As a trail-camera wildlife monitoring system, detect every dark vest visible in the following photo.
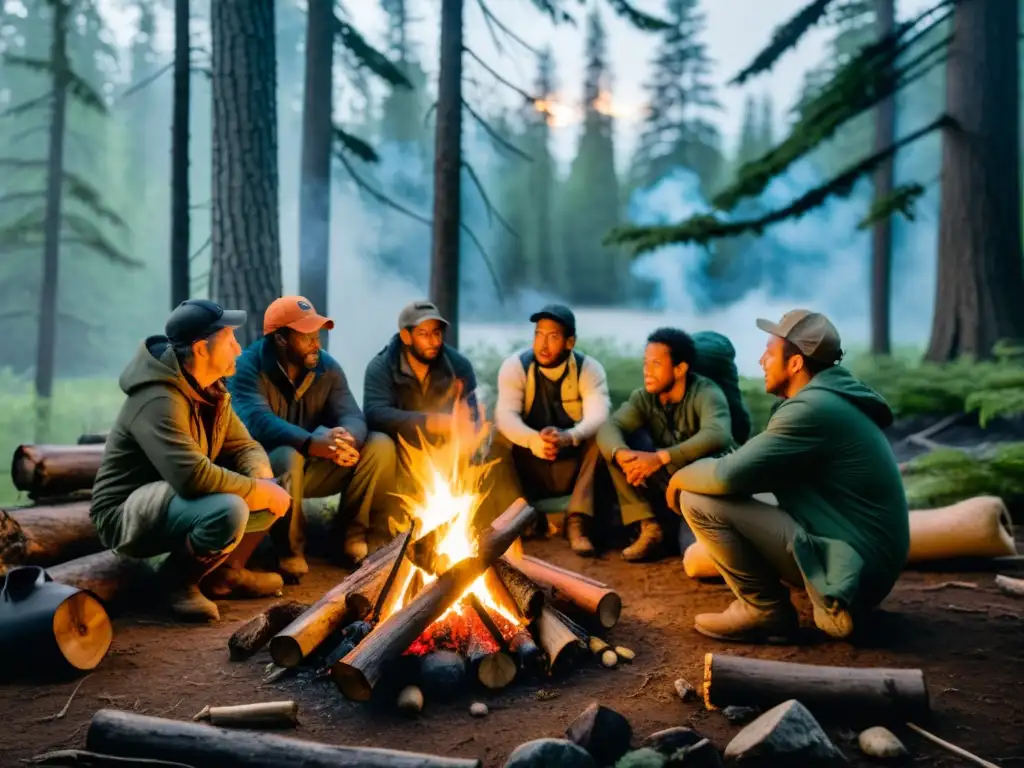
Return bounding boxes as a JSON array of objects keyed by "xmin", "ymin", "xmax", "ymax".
[{"xmin": 519, "ymin": 350, "xmax": 584, "ymax": 431}]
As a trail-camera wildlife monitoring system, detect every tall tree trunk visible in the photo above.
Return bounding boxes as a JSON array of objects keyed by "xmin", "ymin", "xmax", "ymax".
[
  {"xmin": 298, "ymin": 0, "xmax": 334, "ymax": 347},
  {"xmin": 429, "ymin": 0, "xmax": 464, "ymax": 348},
  {"xmin": 170, "ymin": 0, "xmax": 191, "ymax": 307},
  {"xmin": 925, "ymin": 0, "xmax": 1024, "ymax": 361},
  {"xmin": 869, "ymin": 0, "xmax": 895, "ymax": 356},
  {"xmin": 210, "ymin": 0, "xmax": 282, "ymax": 347},
  {"xmin": 35, "ymin": 0, "xmax": 70, "ymax": 440}
]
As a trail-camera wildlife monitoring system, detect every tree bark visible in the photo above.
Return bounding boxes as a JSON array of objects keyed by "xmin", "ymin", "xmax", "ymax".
[
  {"xmin": 869, "ymin": 0, "xmax": 895, "ymax": 356},
  {"xmin": 170, "ymin": 0, "xmax": 191, "ymax": 307},
  {"xmin": 298, "ymin": 0, "xmax": 334, "ymax": 348},
  {"xmin": 11, "ymin": 444, "xmax": 103, "ymax": 498},
  {"xmin": 47, "ymin": 550, "xmax": 156, "ymax": 606},
  {"xmin": 428, "ymin": 0, "xmax": 464, "ymax": 348},
  {"xmin": 0, "ymin": 502, "xmax": 99, "ymax": 569},
  {"xmin": 34, "ymin": 0, "xmax": 70, "ymax": 439},
  {"xmin": 926, "ymin": 0, "xmax": 1024, "ymax": 361},
  {"xmin": 210, "ymin": 0, "xmax": 283, "ymax": 347}
]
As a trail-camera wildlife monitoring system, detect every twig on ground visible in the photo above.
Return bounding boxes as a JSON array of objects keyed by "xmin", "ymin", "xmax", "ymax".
[
  {"xmin": 36, "ymin": 677, "xmax": 89, "ymax": 723},
  {"xmin": 910, "ymin": 581, "xmax": 979, "ymax": 591},
  {"xmin": 906, "ymin": 722, "xmax": 1000, "ymax": 768},
  {"xmin": 627, "ymin": 673, "xmax": 653, "ymax": 698}
]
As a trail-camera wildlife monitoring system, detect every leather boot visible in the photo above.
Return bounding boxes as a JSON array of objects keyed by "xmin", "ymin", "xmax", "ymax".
[
  {"xmin": 694, "ymin": 599, "xmax": 798, "ymax": 644},
  {"xmin": 811, "ymin": 597, "xmax": 855, "ymax": 639},
  {"xmin": 204, "ymin": 532, "xmax": 284, "ymax": 599},
  {"xmin": 343, "ymin": 523, "xmax": 369, "ymax": 566},
  {"xmin": 158, "ymin": 542, "xmax": 227, "ymax": 623},
  {"xmin": 622, "ymin": 519, "xmax": 664, "ymax": 562},
  {"xmin": 566, "ymin": 514, "xmax": 595, "ymax": 557}
]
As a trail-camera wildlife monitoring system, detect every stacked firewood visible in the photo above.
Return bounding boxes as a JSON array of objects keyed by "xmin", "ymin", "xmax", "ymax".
[{"xmin": 228, "ymin": 499, "xmax": 629, "ymax": 710}]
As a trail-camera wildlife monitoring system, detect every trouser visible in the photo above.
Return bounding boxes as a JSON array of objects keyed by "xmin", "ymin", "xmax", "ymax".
[
  {"xmin": 268, "ymin": 432, "xmax": 397, "ymax": 558},
  {"xmin": 604, "ymin": 429, "xmax": 679, "ymax": 525}
]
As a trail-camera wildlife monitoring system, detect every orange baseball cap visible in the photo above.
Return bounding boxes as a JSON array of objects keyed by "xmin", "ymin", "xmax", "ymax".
[{"xmin": 263, "ymin": 296, "xmax": 335, "ymax": 336}]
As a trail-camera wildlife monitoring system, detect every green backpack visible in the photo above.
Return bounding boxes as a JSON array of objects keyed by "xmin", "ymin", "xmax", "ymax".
[{"xmin": 691, "ymin": 331, "xmax": 751, "ymax": 445}]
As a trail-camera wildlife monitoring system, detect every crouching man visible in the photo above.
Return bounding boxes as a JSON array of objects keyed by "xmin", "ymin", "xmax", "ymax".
[
  {"xmin": 667, "ymin": 311, "xmax": 910, "ymax": 643},
  {"xmin": 490, "ymin": 305, "xmax": 610, "ymax": 556},
  {"xmin": 90, "ymin": 300, "xmax": 291, "ymax": 622},
  {"xmin": 597, "ymin": 328, "xmax": 734, "ymax": 562},
  {"xmin": 228, "ymin": 296, "xmax": 397, "ymax": 578}
]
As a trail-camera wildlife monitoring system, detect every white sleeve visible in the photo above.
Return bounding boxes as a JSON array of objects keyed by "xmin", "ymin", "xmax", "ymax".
[
  {"xmin": 494, "ymin": 355, "xmax": 545, "ymax": 453},
  {"xmin": 567, "ymin": 356, "xmax": 611, "ymax": 444}
]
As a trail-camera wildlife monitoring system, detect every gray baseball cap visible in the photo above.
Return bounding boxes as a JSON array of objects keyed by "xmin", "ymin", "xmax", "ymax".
[
  {"xmin": 756, "ymin": 309, "xmax": 843, "ymax": 365},
  {"xmin": 166, "ymin": 299, "xmax": 247, "ymax": 345},
  {"xmin": 398, "ymin": 300, "xmax": 449, "ymax": 331}
]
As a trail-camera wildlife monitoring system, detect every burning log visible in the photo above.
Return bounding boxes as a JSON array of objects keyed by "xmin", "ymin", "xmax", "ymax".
[
  {"xmin": 703, "ymin": 653, "xmax": 930, "ymax": 720},
  {"xmin": 86, "ymin": 709, "xmax": 483, "ymax": 767},
  {"xmin": 330, "ymin": 498, "xmax": 535, "ymax": 701},
  {"xmin": 480, "ymin": 568, "xmax": 545, "ymax": 675},
  {"xmin": 465, "ymin": 595, "xmax": 516, "ymax": 690},
  {"xmin": 493, "ymin": 559, "xmax": 543, "ymax": 619},
  {"xmin": 533, "ymin": 605, "xmax": 583, "ymax": 672},
  {"xmin": 47, "ymin": 550, "xmax": 156, "ymax": 605},
  {"xmin": 228, "ymin": 601, "xmax": 310, "ymax": 661},
  {"xmin": 12, "ymin": 445, "xmax": 104, "ymax": 499},
  {"xmin": 509, "ymin": 629, "xmax": 545, "ymax": 676},
  {"xmin": 509, "ymin": 554, "xmax": 621, "ymax": 629},
  {"xmin": 269, "ymin": 529, "xmax": 412, "ymax": 669},
  {"xmin": 0, "ymin": 502, "xmax": 101, "ymax": 571}
]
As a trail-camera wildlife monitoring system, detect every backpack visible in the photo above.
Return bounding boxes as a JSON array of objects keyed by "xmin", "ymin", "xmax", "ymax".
[{"xmin": 691, "ymin": 331, "xmax": 751, "ymax": 445}]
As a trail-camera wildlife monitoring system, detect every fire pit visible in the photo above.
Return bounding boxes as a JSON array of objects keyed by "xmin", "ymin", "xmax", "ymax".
[{"xmin": 232, "ymin": 431, "xmax": 626, "ymax": 707}]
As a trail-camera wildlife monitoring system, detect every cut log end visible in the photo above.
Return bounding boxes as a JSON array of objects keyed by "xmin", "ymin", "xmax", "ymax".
[
  {"xmin": 268, "ymin": 636, "xmax": 304, "ymax": 670},
  {"xmin": 54, "ymin": 590, "xmax": 113, "ymax": 671},
  {"xmin": 477, "ymin": 652, "xmax": 516, "ymax": 690},
  {"xmin": 331, "ymin": 664, "xmax": 373, "ymax": 702},
  {"xmin": 597, "ymin": 593, "xmax": 622, "ymax": 629}
]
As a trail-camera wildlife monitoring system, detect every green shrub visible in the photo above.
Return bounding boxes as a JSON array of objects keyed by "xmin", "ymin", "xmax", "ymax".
[{"xmin": 902, "ymin": 443, "xmax": 1024, "ymax": 508}]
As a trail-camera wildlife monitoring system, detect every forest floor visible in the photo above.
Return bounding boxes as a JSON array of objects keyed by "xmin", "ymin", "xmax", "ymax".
[{"xmin": 3, "ymin": 533, "xmax": 1024, "ymax": 767}]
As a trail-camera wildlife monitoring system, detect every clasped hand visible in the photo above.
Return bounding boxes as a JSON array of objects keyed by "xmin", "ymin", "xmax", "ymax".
[
  {"xmin": 308, "ymin": 427, "xmax": 360, "ymax": 467},
  {"xmin": 537, "ymin": 426, "xmax": 573, "ymax": 461},
  {"xmin": 615, "ymin": 449, "xmax": 664, "ymax": 487}
]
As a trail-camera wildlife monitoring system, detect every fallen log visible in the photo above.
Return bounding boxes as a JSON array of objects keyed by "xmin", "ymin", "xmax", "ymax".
[
  {"xmin": 12, "ymin": 444, "xmax": 104, "ymax": 499},
  {"xmin": 269, "ymin": 529, "xmax": 412, "ymax": 669},
  {"xmin": 995, "ymin": 574, "xmax": 1024, "ymax": 598},
  {"xmin": 228, "ymin": 601, "xmax": 310, "ymax": 661},
  {"xmin": 684, "ymin": 496, "xmax": 1018, "ymax": 579},
  {"xmin": 533, "ymin": 605, "xmax": 582, "ymax": 673},
  {"xmin": 86, "ymin": 708, "xmax": 483, "ymax": 767},
  {"xmin": 330, "ymin": 497, "xmax": 534, "ymax": 701},
  {"xmin": 0, "ymin": 502, "xmax": 100, "ymax": 571},
  {"xmin": 192, "ymin": 701, "xmax": 298, "ymax": 729},
  {"xmin": 703, "ymin": 653, "xmax": 930, "ymax": 721},
  {"xmin": 492, "ymin": 559, "xmax": 543, "ymax": 619},
  {"xmin": 77, "ymin": 433, "xmax": 109, "ymax": 445},
  {"xmin": 47, "ymin": 550, "xmax": 156, "ymax": 606},
  {"xmin": 508, "ymin": 554, "xmax": 621, "ymax": 629}
]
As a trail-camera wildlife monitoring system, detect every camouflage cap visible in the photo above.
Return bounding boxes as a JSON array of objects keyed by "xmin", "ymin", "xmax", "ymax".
[{"xmin": 756, "ymin": 309, "xmax": 843, "ymax": 365}]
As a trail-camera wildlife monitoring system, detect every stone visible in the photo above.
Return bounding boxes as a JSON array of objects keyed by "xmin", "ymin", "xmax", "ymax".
[
  {"xmin": 504, "ymin": 738, "xmax": 596, "ymax": 768},
  {"xmin": 566, "ymin": 702, "xmax": 634, "ymax": 766},
  {"xmin": 643, "ymin": 727, "xmax": 723, "ymax": 767},
  {"xmin": 614, "ymin": 747, "xmax": 666, "ymax": 768},
  {"xmin": 644, "ymin": 727, "xmax": 703, "ymax": 754},
  {"xmin": 602, "ymin": 650, "xmax": 619, "ymax": 668},
  {"xmin": 724, "ymin": 699, "xmax": 846, "ymax": 765},
  {"xmin": 470, "ymin": 701, "xmax": 489, "ymax": 718},
  {"xmin": 722, "ymin": 705, "xmax": 759, "ymax": 724},
  {"xmin": 858, "ymin": 726, "xmax": 908, "ymax": 759},
  {"xmin": 417, "ymin": 650, "xmax": 467, "ymax": 701},
  {"xmin": 673, "ymin": 678, "xmax": 697, "ymax": 702},
  {"xmin": 396, "ymin": 685, "xmax": 423, "ymax": 715}
]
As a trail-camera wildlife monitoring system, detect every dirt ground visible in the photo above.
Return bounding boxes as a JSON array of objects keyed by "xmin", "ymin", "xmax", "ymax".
[{"xmin": 3, "ymin": 536, "xmax": 1024, "ymax": 768}]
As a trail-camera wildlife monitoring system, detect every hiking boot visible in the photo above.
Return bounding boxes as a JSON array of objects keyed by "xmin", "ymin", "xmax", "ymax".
[
  {"xmin": 811, "ymin": 599, "xmax": 855, "ymax": 640},
  {"xmin": 204, "ymin": 565, "xmax": 284, "ymax": 599},
  {"xmin": 694, "ymin": 599, "xmax": 798, "ymax": 644},
  {"xmin": 343, "ymin": 524, "xmax": 369, "ymax": 566},
  {"xmin": 277, "ymin": 554, "xmax": 309, "ymax": 584},
  {"xmin": 167, "ymin": 583, "xmax": 220, "ymax": 623},
  {"xmin": 158, "ymin": 545, "xmax": 226, "ymax": 623},
  {"xmin": 566, "ymin": 514, "xmax": 595, "ymax": 557},
  {"xmin": 622, "ymin": 519, "xmax": 664, "ymax": 562}
]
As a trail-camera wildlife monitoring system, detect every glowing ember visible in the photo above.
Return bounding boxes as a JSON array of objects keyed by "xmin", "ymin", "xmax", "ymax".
[
  {"xmin": 533, "ymin": 89, "xmax": 649, "ymax": 127},
  {"xmin": 379, "ymin": 412, "xmax": 522, "ymax": 632}
]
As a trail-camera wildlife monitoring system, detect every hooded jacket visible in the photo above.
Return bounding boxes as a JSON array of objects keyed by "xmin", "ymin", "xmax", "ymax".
[
  {"xmin": 90, "ymin": 337, "xmax": 272, "ymax": 554},
  {"xmin": 671, "ymin": 365, "xmax": 909, "ymax": 608}
]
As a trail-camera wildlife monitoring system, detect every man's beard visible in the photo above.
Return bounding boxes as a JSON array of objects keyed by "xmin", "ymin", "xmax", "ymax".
[
  {"xmin": 286, "ymin": 346, "xmax": 317, "ymax": 370},
  {"xmin": 537, "ymin": 348, "xmax": 572, "ymax": 369},
  {"xmin": 408, "ymin": 344, "xmax": 439, "ymax": 365}
]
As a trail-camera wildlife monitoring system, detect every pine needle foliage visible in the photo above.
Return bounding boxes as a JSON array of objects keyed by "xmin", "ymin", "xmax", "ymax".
[{"xmin": 902, "ymin": 443, "xmax": 1024, "ymax": 508}]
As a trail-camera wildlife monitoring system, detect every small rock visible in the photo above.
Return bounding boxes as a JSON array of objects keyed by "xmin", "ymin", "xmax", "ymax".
[
  {"xmin": 643, "ymin": 726, "xmax": 702, "ymax": 754},
  {"xmin": 396, "ymin": 685, "xmax": 423, "ymax": 715},
  {"xmin": 566, "ymin": 702, "xmax": 634, "ymax": 766},
  {"xmin": 470, "ymin": 701, "xmax": 489, "ymax": 718},
  {"xmin": 858, "ymin": 726, "xmax": 907, "ymax": 759},
  {"xmin": 504, "ymin": 738, "xmax": 596, "ymax": 768},
  {"xmin": 673, "ymin": 678, "xmax": 697, "ymax": 702},
  {"xmin": 614, "ymin": 747, "xmax": 666, "ymax": 768},
  {"xmin": 417, "ymin": 650, "xmax": 466, "ymax": 701},
  {"xmin": 722, "ymin": 705, "xmax": 760, "ymax": 724},
  {"xmin": 589, "ymin": 636, "xmax": 610, "ymax": 654},
  {"xmin": 724, "ymin": 699, "xmax": 846, "ymax": 765},
  {"xmin": 643, "ymin": 728, "xmax": 723, "ymax": 767},
  {"xmin": 601, "ymin": 650, "xmax": 618, "ymax": 668},
  {"xmin": 615, "ymin": 646, "xmax": 636, "ymax": 662}
]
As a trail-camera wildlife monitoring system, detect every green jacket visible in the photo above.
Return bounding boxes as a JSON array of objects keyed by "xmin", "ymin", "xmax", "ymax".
[
  {"xmin": 672, "ymin": 365, "xmax": 909, "ymax": 607},
  {"xmin": 90, "ymin": 338, "xmax": 272, "ymax": 554},
  {"xmin": 597, "ymin": 373, "xmax": 734, "ymax": 467}
]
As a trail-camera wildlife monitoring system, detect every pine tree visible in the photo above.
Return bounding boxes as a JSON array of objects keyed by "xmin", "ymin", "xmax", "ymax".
[
  {"xmin": 379, "ymin": 0, "xmax": 430, "ymax": 147},
  {"xmin": 757, "ymin": 93, "xmax": 775, "ymax": 154},
  {"xmin": 629, "ymin": 0, "xmax": 721, "ymax": 194},
  {"xmin": 734, "ymin": 94, "xmax": 760, "ymax": 168}
]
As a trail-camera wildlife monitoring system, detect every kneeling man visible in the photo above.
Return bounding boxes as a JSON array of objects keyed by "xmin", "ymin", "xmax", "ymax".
[
  {"xmin": 229, "ymin": 296, "xmax": 396, "ymax": 578},
  {"xmin": 492, "ymin": 305, "xmax": 610, "ymax": 556},
  {"xmin": 91, "ymin": 300, "xmax": 291, "ymax": 622},
  {"xmin": 667, "ymin": 310, "xmax": 910, "ymax": 642}
]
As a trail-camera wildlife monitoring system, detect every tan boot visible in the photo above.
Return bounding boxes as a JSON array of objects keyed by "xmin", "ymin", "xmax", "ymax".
[
  {"xmin": 158, "ymin": 546, "xmax": 225, "ymax": 623},
  {"xmin": 811, "ymin": 599, "xmax": 854, "ymax": 639},
  {"xmin": 622, "ymin": 519, "xmax": 663, "ymax": 562},
  {"xmin": 566, "ymin": 514, "xmax": 596, "ymax": 557},
  {"xmin": 277, "ymin": 554, "xmax": 309, "ymax": 583},
  {"xmin": 694, "ymin": 599, "xmax": 798, "ymax": 644},
  {"xmin": 204, "ymin": 531, "xmax": 284, "ymax": 599},
  {"xmin": 343, "ymin": 524, "xmax": 369, "ymax": 566}
]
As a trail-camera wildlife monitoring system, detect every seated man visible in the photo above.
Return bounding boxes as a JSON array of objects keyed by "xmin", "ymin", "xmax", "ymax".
[
  {"xmin": 491, "ymin": 304, "xmax": 610, "ymax": 557},
  {"xmin": 228, "ymin": 296, "xmax": 396, "ymax": 578},
  {"xmin": 90, "ymin": 300, "xmax": 291, "ymax": 623},
  {"xmin": 667, "ymin": 310, "xmax": 910, "ymax": 643},
  {"xmin": 597, "ymin": 328, "xmax": 734, "ymax": 562}
]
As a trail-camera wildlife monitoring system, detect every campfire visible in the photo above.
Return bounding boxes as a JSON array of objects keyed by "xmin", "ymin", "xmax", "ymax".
[{"xmin": 229, "ymin": 428, "xmax": 626, "ymax": 707}]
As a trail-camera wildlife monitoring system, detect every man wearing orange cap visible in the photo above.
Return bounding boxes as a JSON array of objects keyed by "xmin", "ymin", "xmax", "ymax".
[{"xmin": 229, "ymin": 296, "xmax": 397, "ymax": 578}]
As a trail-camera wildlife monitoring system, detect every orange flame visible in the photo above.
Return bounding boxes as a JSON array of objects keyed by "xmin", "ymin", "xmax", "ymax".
[{"xmin": 532, "ymin": 89, "xmax": 648, "ymax": 127}]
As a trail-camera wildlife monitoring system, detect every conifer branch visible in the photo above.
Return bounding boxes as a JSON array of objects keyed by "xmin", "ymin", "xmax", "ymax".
[
  {"xmin": 730, "ymin": 0, "xmax": 838, "ymax": 85},
  {"xmin": 528, "ymin": 0, "xmax": 575, "ymax": 25},
  {"xmin": 117, "ymin": 61, "xmax": 173, "ymax": 102},
  {"xmin": 332, "ymin": 125, "xmax": 380, "ymax": 164},
  {"xmin": 857, "ymin": 183, "xmax": 928, "ymax": 229},
  {"xmin": 606, "ymin": 115, "xmax": 950, "ymax": 253},
  {"xmin": 475, "ymin": 0, "xmax": 538, "ymax": 55},
  {"xmin": 334, "ymin": 17, "xmax": 413, "ymax": 88},
  {"xmin": 462, "ymin": 99, "xmax": 532, "ymax": 161},
  {"xmin": 461, "ymin": 159, "xmax": 519, "ymax": 241},
  {"xmin": 190, "ymin": 236, "xmax": 211, "ymax": 263},
  {"xmin": 66, "ymin": 69, "xmax": 108, "ymax": 113},
  {"xmin": 463, "ymin": 46, "xmax": 538, "ymax": 104},
  {"xmin": 0, "ymin": 92, "xmax": 52, "ymax": 119},
  {"xmin": 601, "ymin": 0, "xmax": 671, "ymax": 31}
]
